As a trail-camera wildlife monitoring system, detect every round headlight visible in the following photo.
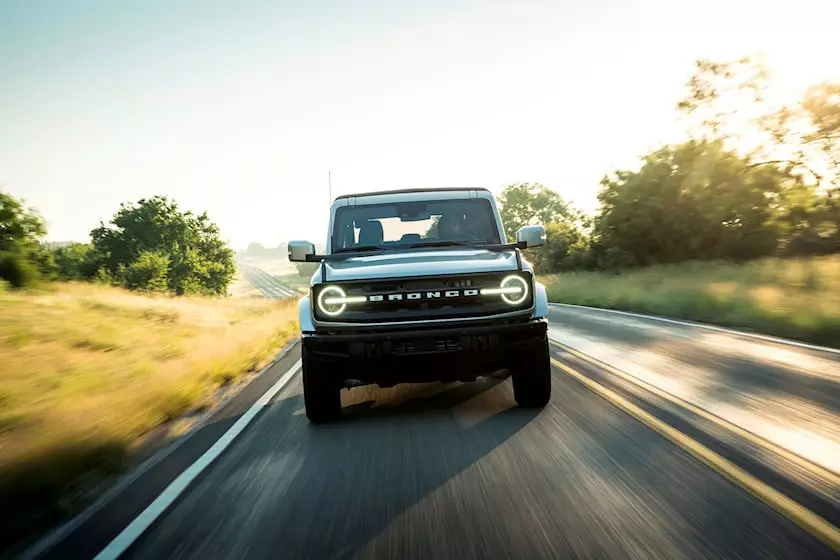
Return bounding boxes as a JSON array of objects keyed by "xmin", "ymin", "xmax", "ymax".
[
  {"xmin": 317, "ymin": 285, "xmax": 347, "ymax": 316},
  {"xmin": 500, "ymin": 275, "xmax": 529, "ymax": 305}
]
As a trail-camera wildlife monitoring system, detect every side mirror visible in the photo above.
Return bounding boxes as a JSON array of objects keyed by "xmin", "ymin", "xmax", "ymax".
[
  {"xmin": 288, "ymin": 240, "xmax": 316, "ymax": 262},
  {"xmin": 516, "ymin": 224, "xmax": 546, "ymax": 248}
]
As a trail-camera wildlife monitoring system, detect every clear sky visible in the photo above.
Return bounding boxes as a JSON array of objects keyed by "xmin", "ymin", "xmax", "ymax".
[{"xmin": 2, "ymin": 0, "xmax": 838, "ymax": 249}]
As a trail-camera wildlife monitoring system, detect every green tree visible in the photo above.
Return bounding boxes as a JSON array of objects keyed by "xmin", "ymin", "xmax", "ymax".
[
  {"xmin": 52, "ymin": 242, "xmax": 97, "ymax": 280},
  {"xmin": 0, "ymin": 251, "xmax": 39, "ymax": 288},
  {"xmin": 0, "ymin": 190, "xmax": 49, "ymax": 287},
  {"xmin": 1, "ymin": 190, "xmax": 46, "ymax": 252},
  {"xmin": 526, "ymin": 221, "xmax": 592, "ymax": 274},
  {"xmin": 497, "ymin": 182, "xmax": 577, "ymax": 242},
  {"xmin": 594, "ymin": 139, "xmax": 786, "ymax": 266},
  {"xmin": 677, "ymin": 55, "xmax": 840, "ymax": 256},
  {"xmin": 32, "ymin": 246, "xmax": 58, "ymax": 280},
  {"xmin": 90, "ymin": 196, "xmax": 236, "ymax": 295}
]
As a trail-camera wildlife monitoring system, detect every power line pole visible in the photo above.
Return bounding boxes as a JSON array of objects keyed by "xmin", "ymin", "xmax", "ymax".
[{"xmin": 328, "ymin": 170, "xmax": 332, "ymax": 204}]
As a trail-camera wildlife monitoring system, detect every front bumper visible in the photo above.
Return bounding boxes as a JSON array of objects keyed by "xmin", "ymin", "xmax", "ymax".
[{"xmin": 303, "ymin": 318, "xmax": 547, "ymax": 384}]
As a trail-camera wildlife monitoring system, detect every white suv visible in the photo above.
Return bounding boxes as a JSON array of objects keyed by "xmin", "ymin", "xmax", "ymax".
[{"xmin": 288, "ymin": 187, "xmax": 551, "ymax": 423}]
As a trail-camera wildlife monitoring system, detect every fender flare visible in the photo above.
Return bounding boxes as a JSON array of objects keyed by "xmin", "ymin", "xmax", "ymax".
[
  {"xmin": 298, "ymin": 294, "xmax": 315, "ymax": 332},
  {"xmin": 534, "ymin": 281, "xmax": 548, "ymax": 319}
]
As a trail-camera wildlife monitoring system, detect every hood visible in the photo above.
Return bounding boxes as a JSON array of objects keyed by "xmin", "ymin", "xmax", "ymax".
[{"xmin": 318, "ymin": 248, "xmax": 521, "ymax": 283}]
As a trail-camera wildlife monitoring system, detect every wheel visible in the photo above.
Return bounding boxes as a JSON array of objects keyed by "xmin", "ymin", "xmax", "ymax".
[
  {"xmin": 511, "ymin": 335, "xmax": 551, "ymax": 408},
  {"xmin": 302, "ymin": 344, "xmax": 342, "ymax": 423}
]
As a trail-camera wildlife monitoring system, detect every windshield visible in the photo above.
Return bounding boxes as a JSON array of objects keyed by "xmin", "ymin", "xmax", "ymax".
[{"xmin": 331, "ymin": 198, "xmax": 501, "ymax": 252}]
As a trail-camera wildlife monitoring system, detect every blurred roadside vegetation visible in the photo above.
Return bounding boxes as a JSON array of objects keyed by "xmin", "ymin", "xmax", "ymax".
[
  {"xmin": 499, "ymin": 56, "xmax": 839, "ymax": 345},
  {"xmin": 0, "ymin": 193, "xmax": 298, "ymax": 550},
  {"xmin": 543, "ymin": 257, "xmax": 840, "ymax": 348},
  {"xmin": 0, "ymin": 282, "xmax": 297, "ymax": 550},
  {"xmin": 502, "ymin": 56, "xmax": 840, "ymax": 276}
]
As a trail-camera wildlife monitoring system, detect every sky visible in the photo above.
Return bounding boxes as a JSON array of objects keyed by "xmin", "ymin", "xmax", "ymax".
[{"xmin": 2, "ymin": 0, "xmax": 839, "ymax": 249}]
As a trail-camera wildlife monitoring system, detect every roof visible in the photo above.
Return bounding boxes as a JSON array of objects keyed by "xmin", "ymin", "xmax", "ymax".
[{"xmin": 334, "ymin": 187, "xmax": 491, "ymax": 200}]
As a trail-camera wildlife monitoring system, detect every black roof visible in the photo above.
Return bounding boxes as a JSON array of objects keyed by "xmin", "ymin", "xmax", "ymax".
[{"xmin": 334, "ymin": 187, "xmax": 491, "ymax": 200}]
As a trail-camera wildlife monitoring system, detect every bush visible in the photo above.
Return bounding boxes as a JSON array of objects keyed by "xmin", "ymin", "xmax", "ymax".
[
  {"xmin": 53, "ymin": 243, "xmax": 97, "ymax": 280},
  {"xmin": 0, "ymin": 251, "xmax": 40, "ymax": 288},
  {"xmin": 123, "ymin": 251, "xmax": 170, "ymax": 292},
  {"xmin": 33, "ymin": 248, "xmax": 58, "ymax": 281},
  {"xmin": 93, "ymin": 266, "xmax": 115, "ymax": 286}
]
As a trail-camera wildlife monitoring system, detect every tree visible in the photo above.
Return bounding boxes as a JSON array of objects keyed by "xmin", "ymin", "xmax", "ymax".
[
  {"xmin": 90, "ymin": 196, "xmax": 236, "ymax": 295},
  {"xmin": 246, "ymin": 242, "xmax": 266, "ymax": 255},
  {"xmin": 0, "ymin": 190, "xmax": 49, "ymax": 287},
  {"xmin": 677, "ymin": 56, "xmax": 771, "ymax": 147},
  {"xmin": 525, "ymin": 221, "xmax": 592, "ymax": 274},
  {"xmin": 52, "ymin": 243, "xmax": 97, "ymax": 280},
  {"xmin": 497, "ymin": 182, "xmax": 577, "ymax": 242},
  {"xmin": 0, "ymin": 190, "xmax": 46, "ymax": 253},
  {"xmin": 800, "ymin": 81, "xmax": 840, "ymax": 191},
  {"xmin": 676, "ymin": 55, "xmax": 840, "ymax": 256},
  {"xmin": 594, "ymin": 139, "xmax": 786, "ymax": 266}
]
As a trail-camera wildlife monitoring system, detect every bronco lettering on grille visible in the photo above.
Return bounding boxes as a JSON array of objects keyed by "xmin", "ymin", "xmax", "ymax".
[{"xmin": 368, "ymin": 289, "xmax": 480, "ymax": 302}]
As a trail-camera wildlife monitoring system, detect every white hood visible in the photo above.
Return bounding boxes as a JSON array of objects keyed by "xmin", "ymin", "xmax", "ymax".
[{"xmin": 318, "ymin": 248, "xmax": 521, "ymax": 283}]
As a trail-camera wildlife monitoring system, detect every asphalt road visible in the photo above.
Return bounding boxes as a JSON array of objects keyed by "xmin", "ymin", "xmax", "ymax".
[
  {"xmin": 546, "ymin": 304, "xmax": 840, "ymax": 477},
  {"xmin": 25, "ymin": 301, "xmax": 840, "ymax": 559},
  {"xmin": 115, "ymin": 343, "xmax": 836, "ymax": 560},
  {"xmin": 237, "ymin": 261, "xmax": 299, "ymax": 299}
]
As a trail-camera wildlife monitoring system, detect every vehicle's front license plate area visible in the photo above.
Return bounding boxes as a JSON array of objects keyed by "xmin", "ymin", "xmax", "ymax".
[{"xmin": 346, "ymin": 333, "xmax": 501, "ymax": 358}]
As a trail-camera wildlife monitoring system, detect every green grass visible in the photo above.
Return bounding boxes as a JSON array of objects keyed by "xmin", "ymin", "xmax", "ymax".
[
  {"xmin": 0, "ymin": 282, "xmax": 298, "ymax": 551},
  {"xmin": 542, "ymin": 256, "xmax": 840, "ymax": 348}
]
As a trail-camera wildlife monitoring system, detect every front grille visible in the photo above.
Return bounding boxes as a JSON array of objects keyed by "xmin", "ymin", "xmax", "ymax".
[
  {"xmin": 313, "ymin": 272, "xmax": 533, "ymax": 323},
  {"xmin": 436, "ymin": 338, "xmax": 461, "ymax": 351}
]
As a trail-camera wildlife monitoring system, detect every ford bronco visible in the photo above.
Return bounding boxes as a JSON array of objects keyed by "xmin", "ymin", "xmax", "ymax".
[{"xmin": 288, "ymin": 187, "xmax": 551, "ymax": 423}]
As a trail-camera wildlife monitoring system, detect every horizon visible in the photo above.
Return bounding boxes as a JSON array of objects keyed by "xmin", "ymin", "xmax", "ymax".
[{"xmin": 2, "ymin": 0, "xmax": 839, "ymax": 250}]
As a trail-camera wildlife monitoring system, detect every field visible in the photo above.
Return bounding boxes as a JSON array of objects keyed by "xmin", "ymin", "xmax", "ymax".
[
  {"xmin": 0, "ymin": 279, "xmax": 297, "ymax": 548},
  {"xmin": 236, "ymin": 255, "xmax": 312, "ymax": 290},
  {"xmin": 543, "ymin": 256, "xmax": 840, "ymax": 348}
]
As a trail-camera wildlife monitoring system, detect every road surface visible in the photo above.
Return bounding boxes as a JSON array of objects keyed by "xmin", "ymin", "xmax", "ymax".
[
  {"xmin": 237, "ymin": 261, "xmax": 299, "ymax": 299},
  {"xmin": 24, "ymin": 306, "xmax": 840, "ymax": 560}
]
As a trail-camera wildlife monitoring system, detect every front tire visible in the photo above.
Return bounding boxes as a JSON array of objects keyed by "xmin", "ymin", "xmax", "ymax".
[
  {"xmin": 511, "ymin": 335, "xmax": 551, "ymax": 408},
  {"xmin": 302, "ymin": 344, "xmax": 342, "ymax": 423}
]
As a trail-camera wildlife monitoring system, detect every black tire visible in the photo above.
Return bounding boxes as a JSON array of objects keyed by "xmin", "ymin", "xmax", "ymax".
[
  {"xmin": 511, "ymin": 335, "xmax": 552, "ymax": 408},
  {"xmin": 302, "ymin": 345, "xmax": 342, "ymax": 423}
]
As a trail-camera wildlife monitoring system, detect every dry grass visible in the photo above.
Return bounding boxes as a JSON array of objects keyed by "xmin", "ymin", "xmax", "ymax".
[
  {"xmin": 543, "ymin": 256, "xmax": 840, "ymax": 348},
  {"xmin": 0, "ymin": 281, "xmax": 297, "ymax": 549}
]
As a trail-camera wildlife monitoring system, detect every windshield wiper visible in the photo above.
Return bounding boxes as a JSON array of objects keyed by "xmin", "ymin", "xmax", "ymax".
[
  {"xmin": 407, "ymin": 240, "xmax": 483, "ymax": 248},
  {"xmin": 333, "ymin": 245, "xmax": 389, "ymax": 253}
]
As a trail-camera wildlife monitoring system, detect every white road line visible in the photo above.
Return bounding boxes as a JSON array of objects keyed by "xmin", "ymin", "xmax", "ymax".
[
  {"xmin": 93, "ymin": 359, "xmax": 302, "ymax": 560},
  {"xmin": 549, "ymin": 303, "xmax": 840, "ymax": 356}
]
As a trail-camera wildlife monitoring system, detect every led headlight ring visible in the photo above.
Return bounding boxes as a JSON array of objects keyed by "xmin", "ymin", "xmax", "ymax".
[
  {"xmin": 500, "ymin": 275, "xmax": 529, "ymax": 305},
  {"xmin": 317, "ymin": 285, "xmax": 348, "ymax": 316}
]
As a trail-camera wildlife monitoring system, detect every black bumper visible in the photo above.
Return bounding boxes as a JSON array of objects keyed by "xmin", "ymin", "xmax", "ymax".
[{"xmin": 303, "ymin": 318, "xmax": 547, "ymax": 384}]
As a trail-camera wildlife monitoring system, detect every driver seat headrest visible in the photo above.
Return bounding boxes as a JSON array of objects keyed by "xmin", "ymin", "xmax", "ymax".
[{"xmin": 358, "ymin": 220, "xmax": 384, "ymax": 245}]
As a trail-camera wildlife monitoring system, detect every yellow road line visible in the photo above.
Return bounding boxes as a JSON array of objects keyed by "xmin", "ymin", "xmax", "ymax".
[
  {"xmin": 550, "ymin": 358, "xmax": 840, "ymax": 553},
  {"xmin": 553, "ymin": 342, "xmax": 840, "ymax": 489}
]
